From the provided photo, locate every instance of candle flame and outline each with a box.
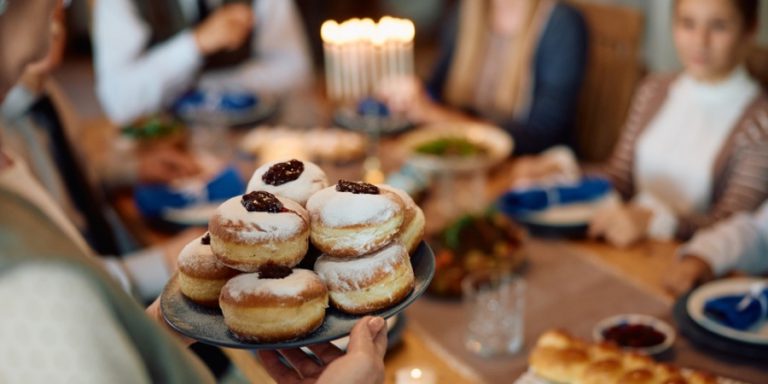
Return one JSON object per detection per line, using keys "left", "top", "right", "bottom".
{"left": 321, "top": 16, "right": 415, "bottom": 44}
{"left": 410, "top": 368, "right": 423, "bottom": 379}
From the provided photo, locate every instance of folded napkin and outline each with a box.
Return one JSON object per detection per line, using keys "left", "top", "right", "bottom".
{"left": 174, "top": 89, "right": 258, "bottom": 113}
{"left": 704, "top": 283, "right": 768, "bottom": 331}
{"left": 497, "top": 177, "right": 612, "bottom": 216}
{"left": 134, "top": 165, "right": 245, "bottom": 218}
{"left": 356, "top": 97, "right": 390, "bottom": 117}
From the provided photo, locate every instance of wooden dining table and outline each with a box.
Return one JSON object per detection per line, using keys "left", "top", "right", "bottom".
{"left": 109, "top": 125, "right": 768, "bottom": 384}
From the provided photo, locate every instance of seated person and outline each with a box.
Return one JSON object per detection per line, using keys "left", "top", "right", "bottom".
{"left": 665, "top": 200, "right": 768, "bottom": 296}
{"left": 380, "top": 0, "right": 588, "bottom": 155}
{"left": 517, "top": 0, "right": 768, "bottom": 247}
{"left": 0, "top": 2, "right": 386, "bottom": 383}
{"left": 1, "top": 6, "right": 200, "bottom": 301}
{"left": 92, "top": 0, "right": 312, "bottom": 125}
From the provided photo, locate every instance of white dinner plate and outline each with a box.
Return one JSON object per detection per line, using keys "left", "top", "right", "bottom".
{"left": 400, "top": 122, "right": 513, "bottom": 173}
{"left": 687, "top": 277, "right": 768, "bottom": 345}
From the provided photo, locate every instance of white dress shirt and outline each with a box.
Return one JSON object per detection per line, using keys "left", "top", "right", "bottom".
{"left": 633, "top": 67, "right": 759, "bottom": 240}
{"left": 680, "top": 200, "right": 768, "bottom": 277}
{"left": 92, "top": 0, "right": 312, "bottom": 125}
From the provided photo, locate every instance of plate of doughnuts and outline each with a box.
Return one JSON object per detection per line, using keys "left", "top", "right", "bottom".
{"left": 160, "top": 159, "right": 433, "bottom": 349}
{"left": 161, "top": 241, "right": 433, "bottom": 349}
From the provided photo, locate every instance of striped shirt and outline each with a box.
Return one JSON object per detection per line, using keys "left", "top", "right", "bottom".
{"left": 599, "top": 74, "right": 768, "bottom": 240}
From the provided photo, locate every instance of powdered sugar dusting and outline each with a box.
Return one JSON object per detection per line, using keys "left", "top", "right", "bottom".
{"left": 223, "top": 269, "right": 323, "bottom": 300}
{"left": 213, "top": 195, "right": 308, "bottom": 241}
{"left": 247, "top": 160, "right": 328, "bottom": 206}
{"left": 378, "top": 184, "right": 416, "bottom": 212}
{"left": 178, "top": 236, "right": 230, "bottom": 272}
{"left": 306, "top": 185, "right": 400, "bottom": 227}
{"left": 314, "top": 243, "right": 407, "bottom": 291}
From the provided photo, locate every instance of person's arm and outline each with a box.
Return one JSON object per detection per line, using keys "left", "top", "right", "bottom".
{"left": 197, "top": 0, "right": 312, "bottom": 94}
{"left": 679, "top": 201, "right": 768, "bottom": 277}
{"left": 496, "top": 5, "right": 588, "bottom": 155}
{"left": 674, "top": 143, "right": 768, "bottom": 240}
{"left": 92, "top": 0, "right": 203, "bottom": 125}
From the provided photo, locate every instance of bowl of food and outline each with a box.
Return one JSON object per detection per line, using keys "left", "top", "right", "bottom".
{"left": 428, "top": 211, "right": 526, "bottom": 297}
{"left": 401, "top": 122, "right": 513, "bottom": 173}
{"left": 593, "top": 314, "right": 676, "bottom": 355}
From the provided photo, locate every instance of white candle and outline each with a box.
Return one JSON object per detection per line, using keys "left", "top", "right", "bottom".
{"left": 321, "top": 16, "right": 415, "bottom": 102}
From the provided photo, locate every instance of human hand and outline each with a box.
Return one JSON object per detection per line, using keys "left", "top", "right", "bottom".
{"left": 259, "top": 316, "right": 387, "bottom": 384}
{"left": 194, "top": 3, "right": 253, "bottom": 55}
{"left": 137, "top": 146, "right": 201, "bottom": 185}
{"left": 664, "top": 255, "right": 714, "bottom": 297}
{"left": 161, "top": 227, "right": 207, "bottom": 272}
{"left": 588, "top": 203, "right": 652, "bottom": 248}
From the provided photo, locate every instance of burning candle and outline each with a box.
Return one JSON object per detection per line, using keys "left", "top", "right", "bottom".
{"left": 320, "top": 16, "right": 415, "bottom": 103}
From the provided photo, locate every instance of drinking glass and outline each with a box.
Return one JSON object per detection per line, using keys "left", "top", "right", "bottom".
{"left": 462, "top": 272, "right": 526, "bottom": 357}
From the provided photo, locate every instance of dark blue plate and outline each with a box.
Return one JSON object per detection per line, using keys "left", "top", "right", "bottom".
{"left": 673, "top": 292, "right": 768, "bottom": 361}
{"left": 161, "top": 241, "right": 435, "bottom": 349}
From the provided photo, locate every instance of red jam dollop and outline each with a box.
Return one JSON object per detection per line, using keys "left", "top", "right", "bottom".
{"left": 602, "top": 323, "right": 666, "bottom": 348}
{"left": 241, "top": 191, "right": 285, "bottom": 213}
{"left": 262, "top": 159, "right": 304, "bottom": 186}
{"left": 258, "top": 264, "right": 293, "bottom": 279}
{"left": 336, "top": 179, "right": 379, "bottom": 195}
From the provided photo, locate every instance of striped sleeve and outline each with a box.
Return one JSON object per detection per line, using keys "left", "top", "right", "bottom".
{"left": 594, "top": 76, "right": 669, "bottom": 199}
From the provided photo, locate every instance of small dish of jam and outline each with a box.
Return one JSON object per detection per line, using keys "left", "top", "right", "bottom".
{"left": 593, "top": 314, "right": 676, "bottom": 355}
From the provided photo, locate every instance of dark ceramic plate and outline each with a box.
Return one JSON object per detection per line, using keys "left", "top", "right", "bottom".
{"left": 673, "top": 292, "right": 768, "bottom": 361}
{"left": 333, "top": 107, "right": 412, "bottom": 136}
{"left": 161, "top": 241, "right": 434, "bottom": 349}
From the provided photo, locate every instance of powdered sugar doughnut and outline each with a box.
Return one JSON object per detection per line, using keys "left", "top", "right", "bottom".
{"left": 178, "top": 234, "right": 240, "bottom": 307}
{"left": 378, "top": 185, "right": 425, "bottom": 254}
{"left": 314, "top": 242, "right": 414, "bottom": 314}
{"left": 220, "top": 267, "right": 328, "bottom": 342}
{"left": 306, "top": 180, "right": 404, "bottom": 258}
{"left": 247, "top": 159, "right": 328, "bottom": 206}
{"left": 209, "top": 191, "right": 309, "bottom": 272}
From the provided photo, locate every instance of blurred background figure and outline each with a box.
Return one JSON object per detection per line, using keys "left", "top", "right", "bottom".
{"left": 379, "top": 0, "right": 588, "bottom": 155}
{"left": 515, "top": 0, "right": 768, "bottom": 248}
{"left": 92, "top": 0, "right": 312, "bottom": 125}
{"left": 0, "top": 0, "right": 201, "bottom": 302}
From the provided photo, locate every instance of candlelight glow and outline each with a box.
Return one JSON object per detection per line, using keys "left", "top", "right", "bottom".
{"left": 321, "top": 16, "right": 415, "bottom": 45}
{"left": 321, "top": 16, "right": 415, "bottom": 102}
{"left": 410, "top": 368, "right": 423, "bottom": 379}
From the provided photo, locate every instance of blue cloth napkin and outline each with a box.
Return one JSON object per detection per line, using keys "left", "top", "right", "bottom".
{"left": 356, "top": 97, "right": 390, "bottom": 117}
{"left": 704, "top": 285, "right": 768, "bottom": 331}
{"left": 134, "top": 165, "right": 245, "bottom": 218}
{"left": 174, "top": 89, "right": 258, "bottom": 113}
{"left": 497, "top": 177, "right": 612, "bottom": 216}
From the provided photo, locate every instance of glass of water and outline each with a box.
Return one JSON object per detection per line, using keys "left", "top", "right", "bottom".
{"left": 462, "top": 271, "right": 526, "bottom": 357}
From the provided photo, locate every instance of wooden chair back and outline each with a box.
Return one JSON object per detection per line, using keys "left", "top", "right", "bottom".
{"left": 570, "top": 1, "right": 645, "bottom": 161}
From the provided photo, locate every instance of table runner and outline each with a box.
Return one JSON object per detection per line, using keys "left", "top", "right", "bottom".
{"left": 405, "top": 240, "right": 768, "bottom": 383}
